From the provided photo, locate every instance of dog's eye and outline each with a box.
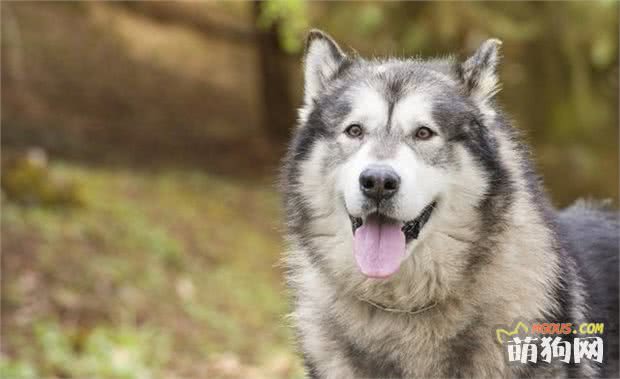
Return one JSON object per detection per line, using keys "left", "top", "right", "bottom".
{"left": 414, "top": 126, "right": 435, "bottom": 140}
{"left": 345, "top": 124, "right": 363, "bottom": 138}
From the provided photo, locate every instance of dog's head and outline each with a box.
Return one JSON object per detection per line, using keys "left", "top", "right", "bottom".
{"left": 284, "top": 30, "right": 508, "bottom": 281}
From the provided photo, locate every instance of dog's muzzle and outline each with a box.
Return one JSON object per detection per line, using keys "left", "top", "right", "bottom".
{"left": 350, "top": 201, "right": 437, "bottom": 243}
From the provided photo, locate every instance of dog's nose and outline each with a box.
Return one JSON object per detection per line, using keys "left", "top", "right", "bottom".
{"left": 359, "top": 165, "right": 400, "bottom": 201}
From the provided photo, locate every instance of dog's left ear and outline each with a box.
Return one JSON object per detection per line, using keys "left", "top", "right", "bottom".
{"left": 457, "top": 39, "right": 502, "bottom": 104}
{"left": 303, "top": 29, "right": 347, "bottom": 106}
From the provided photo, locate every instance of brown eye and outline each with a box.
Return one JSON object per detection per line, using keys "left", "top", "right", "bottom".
{"left": 414, "top": 126, "right": 434, "bottom": 140}
{"left": 345, "top": 124, "right": 363, "bottom": 138}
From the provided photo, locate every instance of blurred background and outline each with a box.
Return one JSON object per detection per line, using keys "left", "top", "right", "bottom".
{"left": 1, "top": 1, "right": 618, "bottom": 378}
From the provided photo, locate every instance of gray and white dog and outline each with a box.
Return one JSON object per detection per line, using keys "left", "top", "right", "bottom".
{"left": 281, "top": 30, "right": 619, "bottom": 378}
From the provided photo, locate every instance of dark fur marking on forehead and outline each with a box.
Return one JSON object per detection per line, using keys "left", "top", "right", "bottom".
{"left": 319, "top": 58, "right": 463, "bottom": 137}
{"left": 382, "top": 71, "right": 408, "bottom": 101}
{"left": 386, "top": 101, "right": 395, "bottom": 133}
{"left": 383, "top": 76, "right": 401, "bottom": 133}
{"left": 372, "top": 67, "right": 421, "bottom": 134}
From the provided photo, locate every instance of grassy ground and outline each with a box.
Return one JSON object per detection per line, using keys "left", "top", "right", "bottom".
{"left": 1, "top": 160, "right": 302, "bottom": 379}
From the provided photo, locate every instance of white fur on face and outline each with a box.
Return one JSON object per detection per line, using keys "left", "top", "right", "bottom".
{"left": 391, "top": 90, "right": 438, "bottom": 135}
{"left": 338, "top": 86, "right": 388, "bottom": 134}
{"left": 389, "top": 146, "right": 449, "bottom": 221}
{"left": 337, "top": 142, "right": 373, "bottom": 217}
{"left": 335, "top": 86, "right": 388, "bottom": 217}
{"left": 337, "top": 142, "right": 451, "bottom": 222}
{"left": 335, "top": 89, "right": 451, "bottom": 223}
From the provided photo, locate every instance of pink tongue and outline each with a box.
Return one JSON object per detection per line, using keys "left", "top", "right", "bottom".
{"left": 353, "top": 215, "right": 406, "bottom": 278}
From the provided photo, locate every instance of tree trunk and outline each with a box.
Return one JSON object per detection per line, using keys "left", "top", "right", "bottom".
{"left": 253, "top": 1, "right": 296, "bottom": 142}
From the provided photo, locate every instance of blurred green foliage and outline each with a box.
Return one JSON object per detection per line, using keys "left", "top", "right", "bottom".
{"left": 259, "top": 0, "right": 309, "bottom": 53}
{"left": 2, "top": 149, "right": 84, "bottom": 207}
{"left": 2, "top": 162, "right": 301, "bottom": 378}
{"left": 24, "top": 321, "right": 168, "bottom": 379}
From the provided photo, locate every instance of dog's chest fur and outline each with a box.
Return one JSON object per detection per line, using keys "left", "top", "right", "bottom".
{"left": 297, "top": 286, "right": 505, "bottom": 378}
{"left": 293, "top": 260, "right": 571, "bottom": 379}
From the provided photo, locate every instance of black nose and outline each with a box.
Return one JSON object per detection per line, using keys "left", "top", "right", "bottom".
{"left": 359, "top": 165, "right": 401, "bottom": 201}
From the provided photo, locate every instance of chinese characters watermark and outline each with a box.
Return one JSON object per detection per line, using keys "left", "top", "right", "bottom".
{"left": 496, "top": 321, "right": 605, "bottom": 365}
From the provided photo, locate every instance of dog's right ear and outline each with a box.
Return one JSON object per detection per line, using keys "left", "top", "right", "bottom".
{"left": 303, "top": 29, "right": 346, "bottom": 106}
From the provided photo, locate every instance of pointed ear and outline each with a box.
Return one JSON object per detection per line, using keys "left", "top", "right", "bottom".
{"left": 303, "top": 29, "right": 347, "bottom": 105}
{"left": 457, "top": 39, "right": 502, "bottom": 103}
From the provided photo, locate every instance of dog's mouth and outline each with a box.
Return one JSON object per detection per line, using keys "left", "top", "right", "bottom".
{"left": 349, "top": 201, "right": 437, "bottom": 242}
{"left": 348, "top": 201, "right": 437, "bottom": 279}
